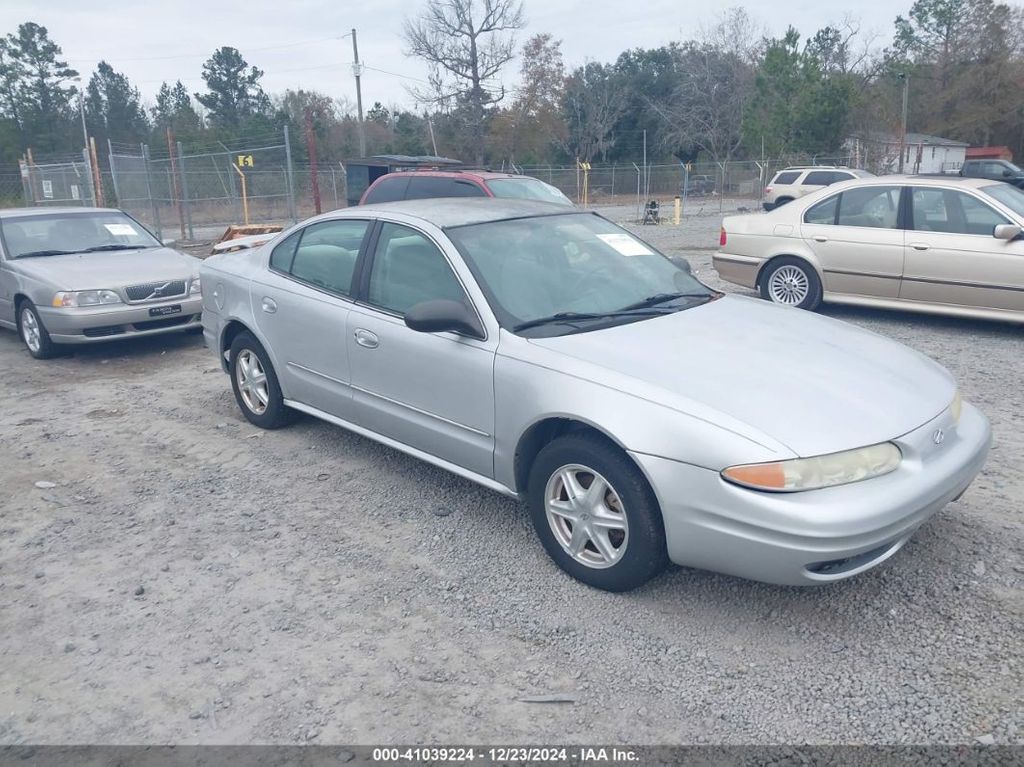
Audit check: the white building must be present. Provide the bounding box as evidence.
[847,133,968,175]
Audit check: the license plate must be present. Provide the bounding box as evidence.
[148,304,182,317]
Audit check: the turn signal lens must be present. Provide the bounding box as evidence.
[722,442,902,493]
[950,390,962,424]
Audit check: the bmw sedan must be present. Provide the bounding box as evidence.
[716,175,1024,322]
[0,207,202,359]
[200,199,991,591]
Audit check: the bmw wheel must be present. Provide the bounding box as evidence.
[527,433,668,591]
[760,257,822,311]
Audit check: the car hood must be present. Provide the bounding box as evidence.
[527,295,956,457]
[11,247,200,291]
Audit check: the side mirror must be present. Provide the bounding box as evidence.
[667,255,693,274]
[404,299,485,340]
[1003,169,1013,178]
[993,223,1021,240]
[161,237,177,246]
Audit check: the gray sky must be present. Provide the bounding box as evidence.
[0,0,905,112]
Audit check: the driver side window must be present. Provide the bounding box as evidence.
[367,223,468,315]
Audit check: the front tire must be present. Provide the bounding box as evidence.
[228,331,294,429]
[527,433,668,592]
[760,257,823,311]
[18,300,59,360]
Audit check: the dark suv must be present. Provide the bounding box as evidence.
[359,170,574,207]
[959,159,1024,188]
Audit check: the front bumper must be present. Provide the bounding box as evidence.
[631,402,991,585]
[38,295,203,344]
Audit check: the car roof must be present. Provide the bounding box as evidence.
[341,198,583,227]
[833,175,996,190]
[0,206,123,219]
[378,169,536,182]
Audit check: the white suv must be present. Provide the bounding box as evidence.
[763,166,873,211]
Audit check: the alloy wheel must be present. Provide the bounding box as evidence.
[767,265,810,305]
[20,307,41,353]
[235,349,269,414]
[544,464,629,569]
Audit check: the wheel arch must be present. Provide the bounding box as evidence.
[755,252,823,290]
[512,416,640,497]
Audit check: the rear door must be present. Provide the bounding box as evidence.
[799,185,905,298]
[901,186,1024,311]
[251,218,371,418]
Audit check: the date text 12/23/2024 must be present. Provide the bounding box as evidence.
[372,747,640,763]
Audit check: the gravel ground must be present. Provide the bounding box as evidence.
[0,208,1022,746]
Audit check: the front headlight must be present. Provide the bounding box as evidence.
[722,442,902,493]
[189,277,201,296]
[52,290,122,308]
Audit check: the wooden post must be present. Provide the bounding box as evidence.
[89,136,104,207]
[166,128,186,239]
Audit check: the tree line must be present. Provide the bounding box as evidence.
[1,0,1024,177]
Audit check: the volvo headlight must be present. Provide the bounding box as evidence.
[189,277,201,296]
[52,290,122,308]
[722,442,902,493]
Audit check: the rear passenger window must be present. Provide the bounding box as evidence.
[269,231,301,272]
[773,171,800,185]
[363,177,409,204]
[451,180,487,197]
[804,195,838,225]
[803,171,837,186]
[837,186,901,229]
[287,219,369,296]
[405,176,485,199]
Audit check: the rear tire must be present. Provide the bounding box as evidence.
[527,433,668,592]
[17,300,59,360]
[228,331,294,429]
[759,257,823,311]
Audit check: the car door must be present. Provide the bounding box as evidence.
[250,218,371,418]
[799,185,905,298]
[347,220,496,478]
[901,186,1024,311]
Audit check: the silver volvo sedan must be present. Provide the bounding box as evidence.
[200,199,991,591]
[0,207,202,359]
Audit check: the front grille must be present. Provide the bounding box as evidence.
[83,325,125,338]
[124,280,186,302]
[132,315,197,331]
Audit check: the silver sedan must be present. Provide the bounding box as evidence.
[0,207,202,359]
[201,199,991,591]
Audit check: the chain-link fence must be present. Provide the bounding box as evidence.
[15,151,98,207]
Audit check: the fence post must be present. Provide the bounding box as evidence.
[283,125,298,224]
[141,143,163,240]
[177,141,194,240]
[330,168,339,208]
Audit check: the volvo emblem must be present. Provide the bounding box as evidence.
[932,429,945,445]
[146,282,173,300]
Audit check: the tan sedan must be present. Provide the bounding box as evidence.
[715,175,1024,323]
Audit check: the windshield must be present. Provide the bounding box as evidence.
[485,178,574,206]
[982,183,1024,217]
[447,213,715,336]
[0,211,160,258]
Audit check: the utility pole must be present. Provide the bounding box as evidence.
[351,28,366,157]
[898,73,909,174]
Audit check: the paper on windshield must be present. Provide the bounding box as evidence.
[597,232,653,256]
[104,223,137,236]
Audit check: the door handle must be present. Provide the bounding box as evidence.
[261,297,278,313]
[353,328,379,349]
[812,235,828,242]
[909,243,930,251]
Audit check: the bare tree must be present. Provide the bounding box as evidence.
[403,0,525,165]
[562,62,626,162]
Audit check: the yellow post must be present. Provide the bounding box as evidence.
[673,196,681,225]
[233,163,249,225]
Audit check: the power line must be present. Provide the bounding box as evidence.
[67,35,348,64]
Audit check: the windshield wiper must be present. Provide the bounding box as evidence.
[513,309,669,332]
[617,292,715,311]
[78,244,152,253]
[15,249,75,258]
